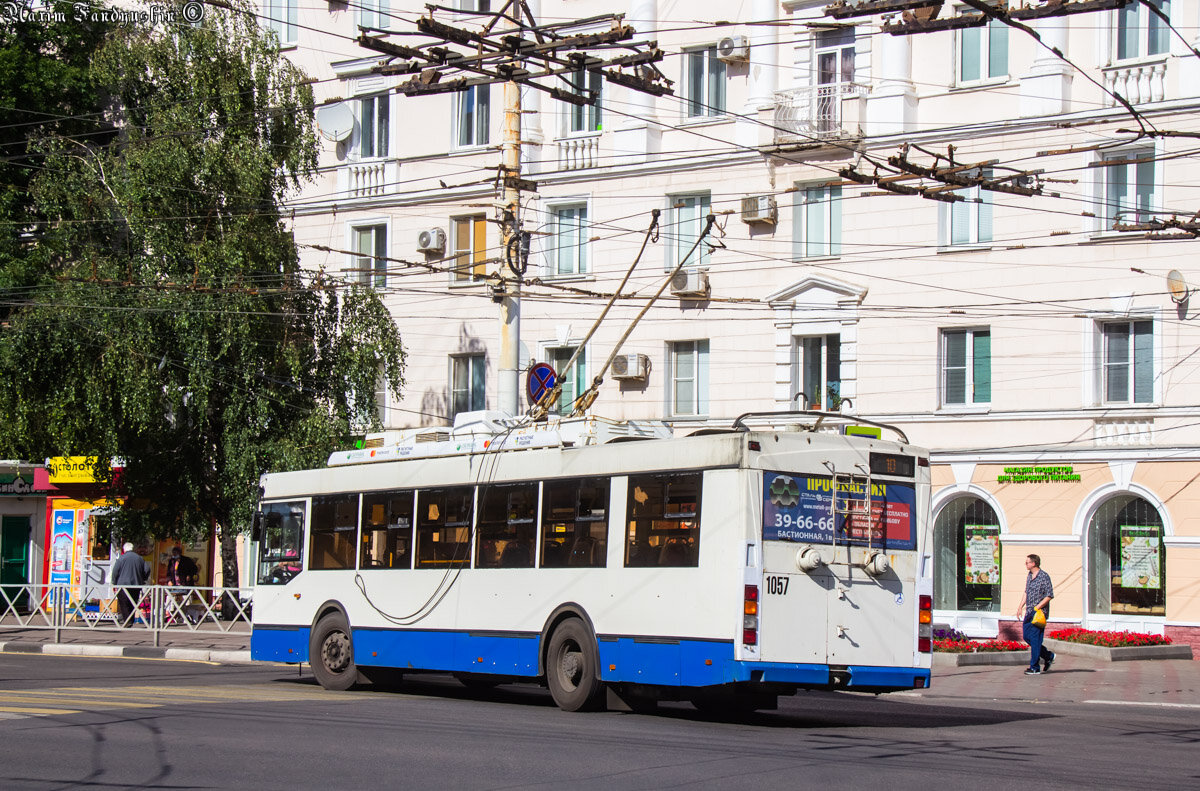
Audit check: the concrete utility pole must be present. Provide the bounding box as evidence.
[357,0,673,416]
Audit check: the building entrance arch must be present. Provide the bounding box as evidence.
[1082,490,1166,634]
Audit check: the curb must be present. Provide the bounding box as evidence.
[1044,637,1194,662]
[0,641,253,665]
[933,651,1028,668]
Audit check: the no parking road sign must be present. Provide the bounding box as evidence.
[527,362,558,404]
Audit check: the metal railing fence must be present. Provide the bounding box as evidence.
[0,583,252,647]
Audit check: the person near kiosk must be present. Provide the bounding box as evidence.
[111,542,149,626]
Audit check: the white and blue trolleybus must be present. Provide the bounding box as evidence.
[250,410,934,711]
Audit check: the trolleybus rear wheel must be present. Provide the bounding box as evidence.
[310,612,358,691]
[545,619,603,712]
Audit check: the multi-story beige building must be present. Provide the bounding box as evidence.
[270,0,1200,649]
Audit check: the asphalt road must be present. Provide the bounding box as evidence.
[0,653,1195,790]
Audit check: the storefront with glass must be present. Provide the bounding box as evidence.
[930,453,1199,647]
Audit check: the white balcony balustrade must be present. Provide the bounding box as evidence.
[338,160,396,199]
[773,84,864,144]
[557,134,601,171]
[1103,61,1166,106]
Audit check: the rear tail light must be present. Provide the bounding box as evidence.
[918,594,932,653]
[743,585,759,646]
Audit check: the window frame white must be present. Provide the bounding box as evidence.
[939,168,994,247]
[1113,0,1170,63]
[666,193,711,270]
[356,92,390,160]
[562,65,602,136]
[940,327,992,409]
[1091,147,1159,234]
[454,84,491,149]
[545,200,590,277]
[542,343,588,415]
[450,353,487,417]
[794,182,842,259]
[682,46,727,119]
[358,0,392,31]
[263,0,297,46]
[1096,318,1156,405]
[793,334,842,411]
[667,339,710,419]
[956,17,1009,85]
[347,220,389,289]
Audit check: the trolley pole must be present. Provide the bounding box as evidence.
[498,78,522,416]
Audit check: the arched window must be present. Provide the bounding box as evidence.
[1087,495,1165,616]
[933,496,1002,612]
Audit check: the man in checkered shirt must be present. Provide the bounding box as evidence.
[1016,554,1055,675]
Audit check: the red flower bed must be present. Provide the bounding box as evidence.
[1047,628,1172,648]
[934,638,1028,654]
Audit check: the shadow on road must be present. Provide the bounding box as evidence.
[271,672,1052,730]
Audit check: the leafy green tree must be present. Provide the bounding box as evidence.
[0,2,405,591]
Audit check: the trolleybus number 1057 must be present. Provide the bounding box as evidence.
[765,575,790,595]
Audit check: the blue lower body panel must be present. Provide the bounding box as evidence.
[251,625,310,663]
[251,625,930,692]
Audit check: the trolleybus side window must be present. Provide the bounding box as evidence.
[540,477,609,568]
[256,501,305,585]
[416,486,473,568]
[625,472,701,568]
[361,490,415,569]
[476,482,537,568]
[310,494,358,570]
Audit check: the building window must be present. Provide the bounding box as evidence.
[1087,495,1165,617]
[374,371,388,426]
[959,18,1008,83]
[358,0,391,30]
[795,334,841,411]
[684,46,726,118]
[455,84,490,147]
[814,27,855,131]
[1096,149,1157,229]
[551,204,588,275]
[452,215,487,282]
[933,497,1001,613]
[1101,320,1153,404]
[1116,0,1169,61]
[358,94,389,159]
[546,346,586,414]
[452,0,490,10]
[946,188,993,246]
[668,193,710,269]
[451,353,486,417]
[564,66,602,134]
[942,328,991,406]
[351,224,387,288]
[669,340,709,417]
[263,0,296,45]
[795,184,841,259]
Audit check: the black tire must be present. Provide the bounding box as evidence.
[310,612,358,691]
[545,619,603,712]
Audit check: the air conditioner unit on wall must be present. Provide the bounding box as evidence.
[670,270,710,298]
[416,227,445,253]
[717,35,750,62]
[611,353,650,381]
[741,195,778,225]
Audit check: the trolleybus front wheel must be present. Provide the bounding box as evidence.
[545,619,603,712]
[310,612,358,691]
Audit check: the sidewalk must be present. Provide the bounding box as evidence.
[919,655,1200,708]
[0,626,251,664]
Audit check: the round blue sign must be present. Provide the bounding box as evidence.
[527,362,558,404]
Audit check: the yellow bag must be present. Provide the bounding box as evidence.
[1031,608,1047,627]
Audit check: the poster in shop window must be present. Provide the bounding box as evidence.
[762,472,916,550]
[1119,525,1161,589]
[963,525,1000,585]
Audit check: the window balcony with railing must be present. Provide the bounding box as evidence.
[338,160,399,200]
[1102,58,1167,106]
[556,132,602,171]
[773,83,865,144]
